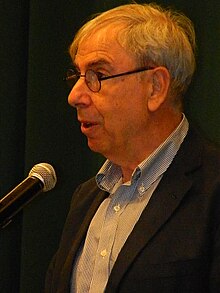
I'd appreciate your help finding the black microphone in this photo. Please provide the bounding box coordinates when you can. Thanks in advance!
[0,163,57,228]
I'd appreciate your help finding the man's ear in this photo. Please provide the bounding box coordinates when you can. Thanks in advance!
[147,67,171,112]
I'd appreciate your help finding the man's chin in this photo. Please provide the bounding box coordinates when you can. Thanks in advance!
[87,140,103,154]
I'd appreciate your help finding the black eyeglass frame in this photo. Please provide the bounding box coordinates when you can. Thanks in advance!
[65,66,155,93]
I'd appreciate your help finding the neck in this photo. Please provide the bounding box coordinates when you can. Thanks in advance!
[116,111,183,182]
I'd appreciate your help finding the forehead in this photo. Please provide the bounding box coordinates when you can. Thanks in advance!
[74,26,136,69]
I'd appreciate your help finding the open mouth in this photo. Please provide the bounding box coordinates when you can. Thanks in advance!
[82,122,96,128]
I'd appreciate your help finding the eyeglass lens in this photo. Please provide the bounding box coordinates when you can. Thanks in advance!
[65,69,101,92]
[85,70,100,92]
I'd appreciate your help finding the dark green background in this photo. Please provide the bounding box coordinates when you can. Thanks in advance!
[1,0,219,292]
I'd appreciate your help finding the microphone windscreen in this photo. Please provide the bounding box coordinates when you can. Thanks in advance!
[29,163,57,192]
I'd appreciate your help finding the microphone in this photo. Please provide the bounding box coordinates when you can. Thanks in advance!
[0,163,57,228]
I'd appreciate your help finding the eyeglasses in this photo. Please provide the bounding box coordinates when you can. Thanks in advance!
[64,66,155,93]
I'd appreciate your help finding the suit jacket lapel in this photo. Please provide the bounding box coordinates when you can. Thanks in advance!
[106,127,202,292]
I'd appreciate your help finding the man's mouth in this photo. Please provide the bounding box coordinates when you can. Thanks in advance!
[81,122,97,129]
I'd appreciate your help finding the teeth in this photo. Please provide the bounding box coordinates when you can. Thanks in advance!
[84,123,92,128]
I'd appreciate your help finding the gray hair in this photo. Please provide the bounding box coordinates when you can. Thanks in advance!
[69,3,196,104]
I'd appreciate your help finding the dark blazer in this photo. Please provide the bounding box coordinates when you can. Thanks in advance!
[45,127,220,292]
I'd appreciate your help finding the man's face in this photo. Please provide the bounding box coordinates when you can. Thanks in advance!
[68,27,153,164]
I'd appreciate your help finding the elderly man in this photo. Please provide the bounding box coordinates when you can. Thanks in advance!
[46,3,220,292]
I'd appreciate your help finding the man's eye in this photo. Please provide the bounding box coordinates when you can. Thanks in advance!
[96,72,107,79]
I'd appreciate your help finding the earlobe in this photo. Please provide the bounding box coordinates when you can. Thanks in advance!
[147,67,170,112]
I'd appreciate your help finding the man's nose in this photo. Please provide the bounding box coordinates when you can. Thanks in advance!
[68,78,92,108]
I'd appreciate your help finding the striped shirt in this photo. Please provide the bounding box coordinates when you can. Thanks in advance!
[71,114,189,293]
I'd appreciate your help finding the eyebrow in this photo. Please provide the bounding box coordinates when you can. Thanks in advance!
[74,58,114,70]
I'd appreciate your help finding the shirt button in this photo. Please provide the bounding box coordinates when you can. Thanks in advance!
[100,249,107,257]
[113,204,121,212]
[138,183,145,194]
